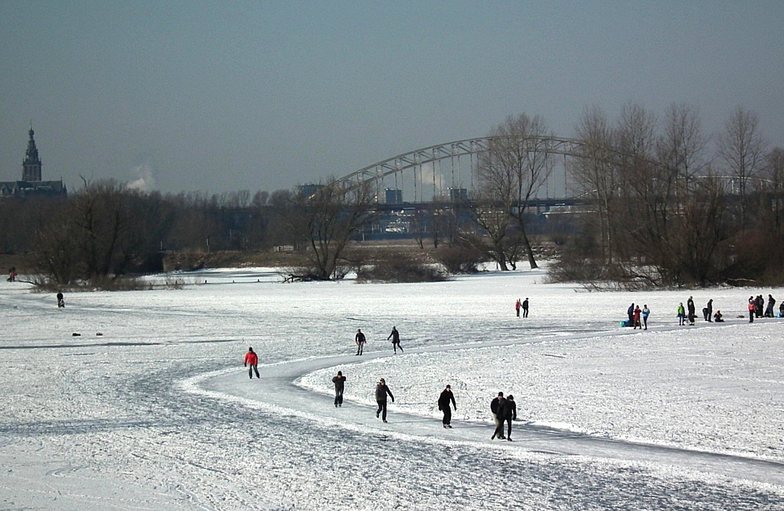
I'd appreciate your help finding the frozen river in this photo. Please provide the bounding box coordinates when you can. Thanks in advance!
[1,268,783,510]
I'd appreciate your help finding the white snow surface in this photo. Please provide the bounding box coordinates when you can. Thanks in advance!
[1,266,783,510]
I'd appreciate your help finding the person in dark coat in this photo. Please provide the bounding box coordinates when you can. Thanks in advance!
[492,394,517,441]
[522,298,529,318]
[704,299,713,322]
[756,295,764,318]
[627,303,635,326]
[375,378,394,423]
[687,297,696,325]
[438,384,457,428]
[332,370,346,407]
[355,329,366,356]
[387,326,403,354]
[490,392,506,440]
[56,291,65,308]
[243,347,260,379]
[498,395,518,441]
[765,294,776,318]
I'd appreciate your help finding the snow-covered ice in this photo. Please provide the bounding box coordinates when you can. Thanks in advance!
[1,267,783,510]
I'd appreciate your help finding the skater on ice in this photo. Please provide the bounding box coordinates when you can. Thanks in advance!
[332,370,346,407]
[375,378,394,423]
[56,291,65,308]
[490,392,506,440]
[244,346,260,379]
[355,329,366,356]
[494,395,517,441]
[387,326,403,354]
[515,298,522,318]
[522,298,529,318]
[438,384,457,428]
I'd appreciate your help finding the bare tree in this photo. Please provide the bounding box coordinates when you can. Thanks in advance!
[718,107,767,226]
[287,179,376,280]
[477,113,553,269]
[570,106,617,265]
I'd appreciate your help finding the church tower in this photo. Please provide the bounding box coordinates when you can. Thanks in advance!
[22,127,42,182]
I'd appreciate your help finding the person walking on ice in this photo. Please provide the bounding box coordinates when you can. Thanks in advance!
[522,298,529,318]
[387,326,403,354]
[244,346,260,379]
[498,395,517,441]
[515,298,522,318]
[642,304,650,330]
[332,370,346,407]
[355,329,366,356]
[490,392,506,440]
[56,291,65,308]
[375,378,394,423]
[438,384,457,428]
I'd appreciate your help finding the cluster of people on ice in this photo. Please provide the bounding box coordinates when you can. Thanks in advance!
[747,294,781,322]
[625,294,782,328]
[354,326,404,355]
[514,298,529,318]
[242,344,519,438]
[625,303,651,329]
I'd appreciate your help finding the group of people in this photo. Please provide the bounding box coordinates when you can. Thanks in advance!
[748,294,780,322]
[674,297,723,325]
[330,371,516,438]
[626,303,651,330]
[514,298,530,318]
[490,392,517,441]
[355,326,404,355]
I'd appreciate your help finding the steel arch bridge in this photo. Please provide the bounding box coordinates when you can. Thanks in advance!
[327,135,772,207]
[333,135,588,205]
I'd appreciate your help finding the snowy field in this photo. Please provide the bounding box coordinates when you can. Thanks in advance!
[1,267,783,510]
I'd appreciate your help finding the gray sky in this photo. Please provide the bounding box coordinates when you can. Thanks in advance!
[1,1,782,194]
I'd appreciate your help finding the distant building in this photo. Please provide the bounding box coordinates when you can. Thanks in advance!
[385,188,403,204]
[449,187,467,202]
[0,128,67,199]
[298,183,324,198]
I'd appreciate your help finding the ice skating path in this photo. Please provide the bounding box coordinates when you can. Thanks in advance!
[191,329,784,489]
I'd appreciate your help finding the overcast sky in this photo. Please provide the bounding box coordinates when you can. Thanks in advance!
[1,1,782,194]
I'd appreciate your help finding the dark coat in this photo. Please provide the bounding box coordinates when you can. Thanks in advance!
[332,375,346,392]
[438,389,456,411]
[499,398,517,420]
[375,383,394,402]
[388,328,400,343]
[490,396,505,416]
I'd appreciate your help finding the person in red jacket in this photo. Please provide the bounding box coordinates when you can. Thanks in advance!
[244,346,260,379]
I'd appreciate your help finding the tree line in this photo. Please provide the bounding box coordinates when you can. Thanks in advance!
[1,102,781,288]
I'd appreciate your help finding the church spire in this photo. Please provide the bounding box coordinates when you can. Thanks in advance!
[22,126,42,182]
